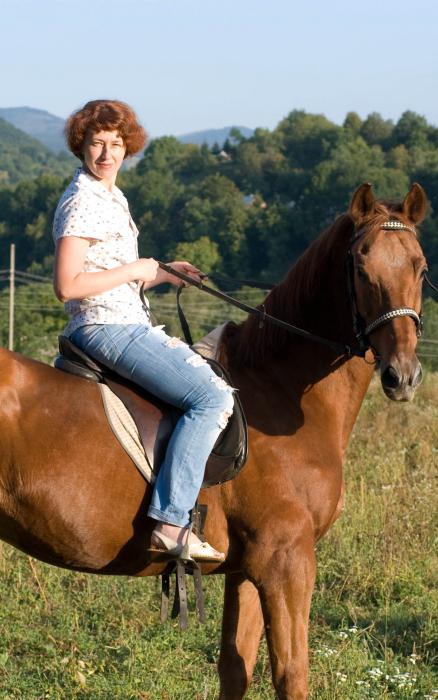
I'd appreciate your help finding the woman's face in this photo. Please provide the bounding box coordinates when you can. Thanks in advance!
[82,129,126,189]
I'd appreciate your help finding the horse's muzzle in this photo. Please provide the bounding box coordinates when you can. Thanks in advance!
[380,358,423,401]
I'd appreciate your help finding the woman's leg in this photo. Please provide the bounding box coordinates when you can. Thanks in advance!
[70,324,234,530]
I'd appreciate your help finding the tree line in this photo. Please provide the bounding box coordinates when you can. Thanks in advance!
[0,109,437,285]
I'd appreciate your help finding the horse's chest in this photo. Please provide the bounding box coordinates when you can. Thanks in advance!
[241,430,343,535]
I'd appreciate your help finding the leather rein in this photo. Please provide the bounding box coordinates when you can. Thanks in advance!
[154,219,435,361]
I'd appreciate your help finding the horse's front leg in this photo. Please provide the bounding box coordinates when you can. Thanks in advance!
[247,524,316,700]
[218,573,264,700]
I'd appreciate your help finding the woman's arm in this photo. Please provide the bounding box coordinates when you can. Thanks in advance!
[54,237,204,302]
[54,236,160,302]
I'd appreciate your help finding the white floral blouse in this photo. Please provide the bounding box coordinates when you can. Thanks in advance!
[53,168,150,336]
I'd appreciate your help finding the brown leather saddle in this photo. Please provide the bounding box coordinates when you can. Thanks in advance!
[54,335,247,488]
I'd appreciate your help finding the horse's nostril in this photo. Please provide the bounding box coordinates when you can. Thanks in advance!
[381,365,401,389]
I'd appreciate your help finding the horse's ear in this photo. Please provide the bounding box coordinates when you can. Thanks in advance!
[402,183,428,224]
[349,183,375,225]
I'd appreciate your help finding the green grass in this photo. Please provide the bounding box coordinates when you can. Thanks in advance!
[0,373,436,699]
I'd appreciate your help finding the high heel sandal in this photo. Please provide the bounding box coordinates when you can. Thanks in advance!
[148,528,225,563]
[147,531,183,559]
[182,539,225,563]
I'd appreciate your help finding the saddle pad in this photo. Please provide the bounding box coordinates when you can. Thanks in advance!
[78,323,246,489]
[99,383,156,484]
[192,323,227,360]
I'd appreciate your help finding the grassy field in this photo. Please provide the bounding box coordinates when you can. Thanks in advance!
[0,372,436,699]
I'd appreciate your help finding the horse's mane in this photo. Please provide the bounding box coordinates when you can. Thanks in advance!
[225,201,398,367]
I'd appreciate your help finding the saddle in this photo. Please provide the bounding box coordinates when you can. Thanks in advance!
[54,334,247,489]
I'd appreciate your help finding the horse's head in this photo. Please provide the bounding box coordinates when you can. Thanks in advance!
[348,182,428,401]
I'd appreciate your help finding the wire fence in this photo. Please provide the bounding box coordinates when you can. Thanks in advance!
[1,269,438,363]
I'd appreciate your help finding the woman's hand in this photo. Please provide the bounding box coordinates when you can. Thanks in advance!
[135,259,206,290]
[134,258,160,284]
[164,261,206,286]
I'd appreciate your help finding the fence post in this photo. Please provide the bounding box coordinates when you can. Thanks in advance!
[8,243,15,351]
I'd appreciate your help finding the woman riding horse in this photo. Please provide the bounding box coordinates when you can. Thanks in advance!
[0,137,427,696]
[53,99,233,563]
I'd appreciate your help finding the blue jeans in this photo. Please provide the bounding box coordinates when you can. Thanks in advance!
[69,323,234,527]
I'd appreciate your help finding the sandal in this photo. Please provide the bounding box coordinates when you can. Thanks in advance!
[148,529,225,563]
[183,540,225,563]
[147,531,183,559]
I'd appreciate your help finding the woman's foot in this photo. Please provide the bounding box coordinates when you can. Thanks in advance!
[150,522,225,562]
[151,522,192,547]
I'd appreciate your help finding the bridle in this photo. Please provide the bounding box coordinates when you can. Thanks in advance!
[153,218,431,361]
[346,219,423,357]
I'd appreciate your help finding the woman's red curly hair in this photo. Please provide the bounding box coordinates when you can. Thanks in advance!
[65,100,147,159]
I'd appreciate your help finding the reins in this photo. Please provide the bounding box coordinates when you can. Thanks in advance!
[151,222,437,361]
[157,261,365,358]
[207,272,275,291]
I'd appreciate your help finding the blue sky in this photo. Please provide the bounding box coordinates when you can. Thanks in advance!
[1,0,437,138]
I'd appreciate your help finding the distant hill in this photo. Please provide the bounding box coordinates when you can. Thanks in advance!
[0,107,254,155]
[0,106,255,183]
[0,117,74,185]
[0,106,67,154]
[177,126,254,147]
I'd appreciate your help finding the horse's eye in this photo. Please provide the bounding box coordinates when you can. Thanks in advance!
[356,267,367,282]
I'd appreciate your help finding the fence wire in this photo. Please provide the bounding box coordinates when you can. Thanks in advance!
[1,270,437,361]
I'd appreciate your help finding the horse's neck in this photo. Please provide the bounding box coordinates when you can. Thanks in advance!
[280,223,375,446]
[281,218,355,341]
[226,217,375,449]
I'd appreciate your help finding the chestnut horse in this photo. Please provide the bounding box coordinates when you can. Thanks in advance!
[0,183,428,699]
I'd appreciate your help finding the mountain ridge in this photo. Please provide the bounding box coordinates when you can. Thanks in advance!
[0,116,73,184]
[0,107,66,155]
[0,106,254,153]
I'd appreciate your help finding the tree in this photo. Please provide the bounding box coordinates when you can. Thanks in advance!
[179,175,250,274]
[0,282,66,362]
[301,137,409,233]
[229,127,246,145]
[0,173,66,270]
[386,145,410,171]
[276,110,339,168]
[168,236,221,274]
[392,111,430,149]
[136,136,188,175]
[360,112,393,147]
[343,112,362,135]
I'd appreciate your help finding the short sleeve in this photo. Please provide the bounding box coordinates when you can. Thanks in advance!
[53,192,109,243]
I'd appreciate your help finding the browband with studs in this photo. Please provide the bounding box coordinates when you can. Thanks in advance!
[381,220,417,234]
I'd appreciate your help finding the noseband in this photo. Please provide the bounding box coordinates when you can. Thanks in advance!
[347,220,423,355]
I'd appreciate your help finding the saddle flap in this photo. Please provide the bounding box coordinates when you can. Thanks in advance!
[105,378,175,473]
[54,334,248,488]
